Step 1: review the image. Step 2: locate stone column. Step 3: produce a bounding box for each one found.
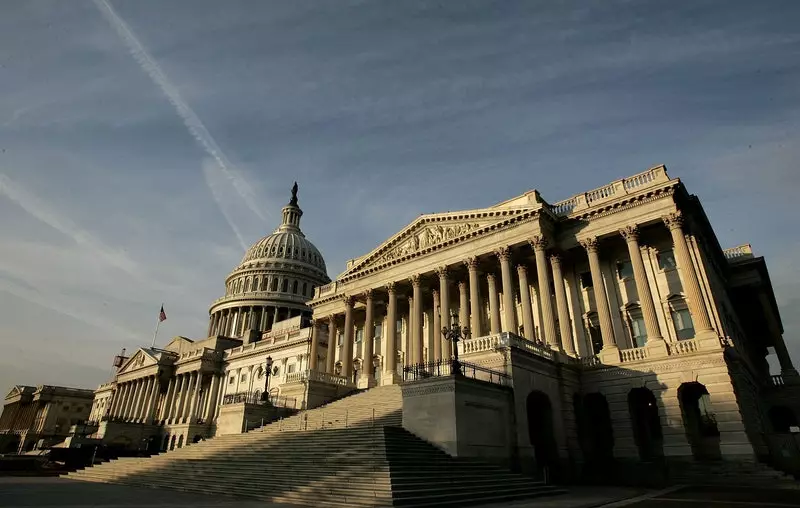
[122,382,135,419]
[487,273,501,334]
[530,237,559,350]
[663,212,714,335]
[342,296,355,380]
[406,296,414,367]
[458,281,469,331]
[129,379,143,421]
[580,237,619,358]
[182,372,197,422]
[550,254,577,356]
[516,265,535,341]
[188,372,202,422]
[362,290,376,383]
[174,374,187,422]
[496,246,518,333]
[620,226,666,350]
[272,306,280,327]
[384,282,399,381]
[465,257,483,337]
[326,315,338,374]
[757,291,798,378]
[435,267,452,360]
[204,375,221,421]
[160,377,176,421]
[112,383,125,418]
[411,275,424,365]
[432,289,442,361]
[145,375,160,423]
[309,320,320,370]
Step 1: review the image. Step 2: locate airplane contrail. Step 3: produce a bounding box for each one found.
[92,0,264,251]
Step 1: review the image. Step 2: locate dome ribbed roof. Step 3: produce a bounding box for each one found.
[237,182,327,274]
[241,230,326,272]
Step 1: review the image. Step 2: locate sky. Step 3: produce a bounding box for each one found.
[1,0,798,393]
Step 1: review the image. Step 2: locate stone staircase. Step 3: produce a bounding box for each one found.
[669,459,799,489]
[65,385,564,506]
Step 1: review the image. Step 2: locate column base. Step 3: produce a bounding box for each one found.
[381,371,403,386]
[696,330,724,350]
[645,339,669,359]
[357,375,377,389]
[599,346,621,365]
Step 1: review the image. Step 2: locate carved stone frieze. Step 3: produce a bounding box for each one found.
[379,222,482,264]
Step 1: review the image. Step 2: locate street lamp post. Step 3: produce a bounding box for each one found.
[441,312,470,376]
[261,356,274,402]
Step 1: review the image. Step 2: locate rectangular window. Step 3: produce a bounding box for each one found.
[240,373,247,383]
[229,376,235,385]
[355,328,363,343]
[374,323,382,339]
[672,308,695,340]
[657,250,677,270]
[288,364,296,373]
[616,261,634,280]
[337,332,343,346]
[580,272,593,289]
[630,314,647,348]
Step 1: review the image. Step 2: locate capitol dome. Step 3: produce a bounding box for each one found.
[206,183,330,338]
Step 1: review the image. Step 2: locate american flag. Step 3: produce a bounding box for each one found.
[158,305,167,322]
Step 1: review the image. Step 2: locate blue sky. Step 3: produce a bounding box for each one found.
[1,0,798,392]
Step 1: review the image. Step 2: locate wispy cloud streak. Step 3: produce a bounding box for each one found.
[0,172,139,275]
[92,0,263,250]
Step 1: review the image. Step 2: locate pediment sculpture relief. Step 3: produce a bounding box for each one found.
[379,222,482,263]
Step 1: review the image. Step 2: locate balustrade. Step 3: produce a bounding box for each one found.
[619,347,648,363]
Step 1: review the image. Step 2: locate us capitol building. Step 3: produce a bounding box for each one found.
[13,165,799,488]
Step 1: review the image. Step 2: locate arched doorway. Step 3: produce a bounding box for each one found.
[176,435,184,449]
[161,434,170,452]
[768,406,798,433]
[583,392,615,464]
[169,435,177,451]
[678,382,721,460]
[627,387,664,461]
[526,391,558,480]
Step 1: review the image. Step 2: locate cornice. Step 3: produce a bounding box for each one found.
[563,184,678,223]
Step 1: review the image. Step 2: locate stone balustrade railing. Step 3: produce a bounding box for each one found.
[771,374,785,387]
[283,369,353,387]
[619,346,649,363]
[668,338,700,355]
[723,244,754,261]
[210,291,310,307]
[460,332,556,362]
[550,165,669,217]
[314,281,339,299]
[459,334,504,354]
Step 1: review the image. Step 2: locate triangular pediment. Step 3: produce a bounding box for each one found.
[118,349,158,374]
[5,385,34,400]
[163,336,195,354]
[340,203,542,278]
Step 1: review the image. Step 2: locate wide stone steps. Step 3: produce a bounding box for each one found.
[668,460,799,489]
[66,385,565,506]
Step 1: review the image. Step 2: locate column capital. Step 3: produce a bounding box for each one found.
[486,272,497,283]
[579,236,599,253]
[386,281,397,293]
[409,274,422,287]
[361,288,373,301]
[431,288,439,299]
[528,235,549,252]
[458,280,467,291]
[326,313,337,324]
[464,256,479,271]
[515,264,528,276]
[548,253,563,266]
[434,265,449,279]
[619,225,640,242]
[495,245,512,261]
[662,211,684,231]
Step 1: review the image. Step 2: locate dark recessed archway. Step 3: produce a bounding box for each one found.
[526,391,559,479]
[628,387,664,461]
[678,382,721,461]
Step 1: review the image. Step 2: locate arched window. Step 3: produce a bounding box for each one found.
[292,280,299,294]
[271,278,279,292]
[282,279,289,293]
[245,277,252,292]
[260,278,267,291]
[302,282,308,296]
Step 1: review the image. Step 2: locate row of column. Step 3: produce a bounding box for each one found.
[313,211,718,381]
[108,371,223,425]
[208,305,303,337]
[108,375,161,424]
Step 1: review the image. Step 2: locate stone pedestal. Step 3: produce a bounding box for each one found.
[400,375,517,468]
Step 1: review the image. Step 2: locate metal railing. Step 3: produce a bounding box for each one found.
[402,359,512,387]
[222,392,298,408]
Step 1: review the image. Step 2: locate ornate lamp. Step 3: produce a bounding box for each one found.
[261,356,274,401]
[441,312,470,375]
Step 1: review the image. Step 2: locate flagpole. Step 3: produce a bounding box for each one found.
[151,303,163,348]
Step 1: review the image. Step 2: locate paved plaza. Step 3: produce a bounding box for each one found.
[2,477,797,508]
